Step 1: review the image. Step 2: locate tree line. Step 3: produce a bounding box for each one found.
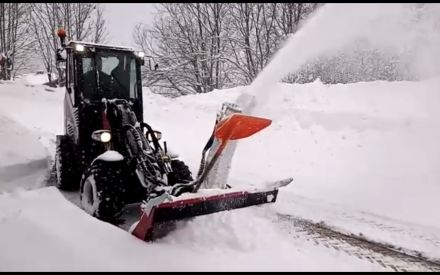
[2,3,430,94]
[0,3,108,84]
[134,3,320,96]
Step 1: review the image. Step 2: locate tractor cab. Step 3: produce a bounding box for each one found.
[60,41,146,122]
[55,37,151,177]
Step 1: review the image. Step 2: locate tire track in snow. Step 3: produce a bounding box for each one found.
[273,213,440,272]
[275,193,440,261]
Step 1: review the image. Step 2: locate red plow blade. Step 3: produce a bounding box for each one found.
[131,187,281,242]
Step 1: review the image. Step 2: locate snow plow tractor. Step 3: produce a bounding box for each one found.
[54,29,292,241]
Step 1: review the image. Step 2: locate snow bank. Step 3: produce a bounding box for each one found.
[0,74,64,158]
[0,114,48,193]
[0,115,46,167]
[0,74,63,193]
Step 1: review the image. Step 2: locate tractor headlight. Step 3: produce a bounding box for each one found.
[75,44,85,52]
[100,132,111,143]
[91,130,112,143]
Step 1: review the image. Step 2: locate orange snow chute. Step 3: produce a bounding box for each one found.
[214,113,272,141]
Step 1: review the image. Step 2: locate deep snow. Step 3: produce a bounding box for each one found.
[0,187,386,271]
[0,74,439,271]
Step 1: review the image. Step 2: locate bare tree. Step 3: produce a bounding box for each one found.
[135,3,320,95]
[0,3,33,80]
[225,3,319,85]
[59,3,95,41]
[29,3,107,86]
[225,3,279,84]
[275,3,304,36]
[134,3,231,96]
[92,4,108,44]
[29,3,59,84]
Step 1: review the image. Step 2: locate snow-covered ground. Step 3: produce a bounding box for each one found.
[2,186,389,272]
[0,74,439,270]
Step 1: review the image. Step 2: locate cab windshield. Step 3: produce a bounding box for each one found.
[80,49,138,101]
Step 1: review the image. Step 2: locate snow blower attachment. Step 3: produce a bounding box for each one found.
[131,105,293,242]
[53,32,292,242]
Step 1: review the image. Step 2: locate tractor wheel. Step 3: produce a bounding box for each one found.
[168,159,193,185]
[79,160,127,222]
[55,135,79,190]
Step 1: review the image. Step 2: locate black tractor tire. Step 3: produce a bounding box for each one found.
[168,159,193,185]
[79,160,127,222]
[55,135,79,190]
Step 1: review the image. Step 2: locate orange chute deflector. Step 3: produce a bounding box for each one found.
[214,113,272,141]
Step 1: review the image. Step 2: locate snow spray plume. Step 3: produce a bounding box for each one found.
[237,3,440,115]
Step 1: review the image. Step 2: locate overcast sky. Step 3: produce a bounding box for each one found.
[103,3,157,48]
